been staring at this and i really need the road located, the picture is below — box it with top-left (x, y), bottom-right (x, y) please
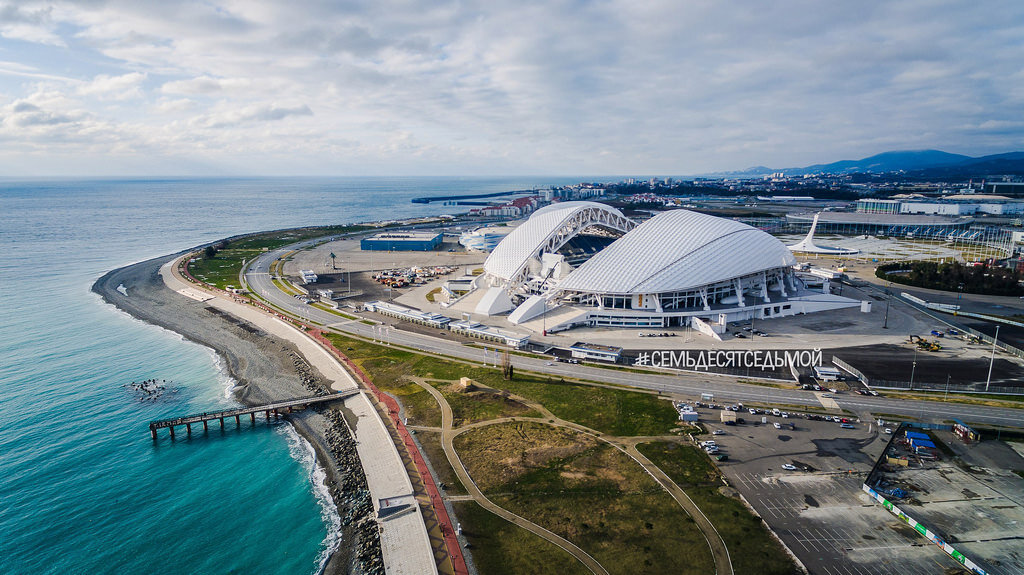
top-left (244, 243), bottom-right (1024, 428)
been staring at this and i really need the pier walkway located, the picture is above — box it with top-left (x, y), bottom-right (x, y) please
top-left (149, 390), bottom-right (359, 439)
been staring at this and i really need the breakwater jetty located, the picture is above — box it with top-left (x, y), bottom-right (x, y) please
top-left (149, 390), bottom-right (359, 439)
top-left (410, 188), bottom-right (538, 203)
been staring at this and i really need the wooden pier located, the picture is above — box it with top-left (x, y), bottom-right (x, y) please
top-left (148, 390), bottom-right (359, 439)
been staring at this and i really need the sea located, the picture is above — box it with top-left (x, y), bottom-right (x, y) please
top-left (0, 177), bottom-right (581, 574)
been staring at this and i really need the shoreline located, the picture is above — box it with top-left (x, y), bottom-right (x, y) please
top-left (92, 253), bottom-right (382, 575)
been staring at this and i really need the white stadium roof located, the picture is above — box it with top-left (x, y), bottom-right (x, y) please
top-left (483, 201), bottom-right (634, 282)
top-left (556, 209), bottom-right (797, 295)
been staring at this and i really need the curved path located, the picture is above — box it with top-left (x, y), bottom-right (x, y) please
top-left (413, 377), bottom-right (735, 575)
top-left (411, 378), bottom-right (610, 575)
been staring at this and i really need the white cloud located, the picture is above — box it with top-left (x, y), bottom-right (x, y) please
top-left (191, 102), bottom-right (313, 128)
top-left (0, 0), bottom-right (1019, 174)
top-left (78, 72), bottom-right (147, 100)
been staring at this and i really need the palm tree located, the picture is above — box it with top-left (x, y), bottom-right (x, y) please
top-left (329, 252), bottom-right (336, 270)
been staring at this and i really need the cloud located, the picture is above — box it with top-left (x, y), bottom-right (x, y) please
top-left (78, 72), bottom-right (147, 100)
top-left (161, 76), bottom-right (251, 95)
top-left (0, 3), bottom-right (63, 45)
top-left (193, 103), bottom-right (313, 128)
top-left (0, 0), bottom-right (1020, 175)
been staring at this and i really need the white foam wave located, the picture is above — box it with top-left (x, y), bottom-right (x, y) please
top-left (206, 349), bottom-right (241, 402)
top-left (279, 424), bottom-right (343, 575)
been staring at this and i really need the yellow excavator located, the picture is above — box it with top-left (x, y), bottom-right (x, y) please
top-left (908, 335), bottom-right (942, 352)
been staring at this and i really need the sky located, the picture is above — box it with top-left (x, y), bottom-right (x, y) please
top-left (0, 0), bottom-right (1022, 177)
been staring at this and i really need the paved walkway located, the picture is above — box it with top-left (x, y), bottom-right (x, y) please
top-left (162, 257), bottom-right (438, 575)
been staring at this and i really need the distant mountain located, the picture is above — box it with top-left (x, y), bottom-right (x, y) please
top-left (912, 151), bottom-right (1024, 178)
top-left (788, 150), bottom-right (972, 175)
top-left (712, 149), bottom-right (1024, 178)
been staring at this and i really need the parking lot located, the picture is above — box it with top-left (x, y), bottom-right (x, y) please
top-left (871, 429), bottom-right (1024, 574)
top-left (698, 412), bottom-right (966, 575)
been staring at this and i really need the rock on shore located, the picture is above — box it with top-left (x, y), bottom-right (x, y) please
top-left (93, 254), bottom-right (382, 575)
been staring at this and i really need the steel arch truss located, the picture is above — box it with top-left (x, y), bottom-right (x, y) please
top-left (492, 204), bottom-right (635, 294)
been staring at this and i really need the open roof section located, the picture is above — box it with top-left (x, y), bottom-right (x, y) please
top-left (482, 201), bottom-right (635, 283)
top-left (556, 209), bottom-right (798, 295)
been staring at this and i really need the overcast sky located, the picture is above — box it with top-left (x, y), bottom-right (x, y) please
top-left (0, 0), bottom-right (1022, 176)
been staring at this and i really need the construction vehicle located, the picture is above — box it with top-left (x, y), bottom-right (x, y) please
top-left (908, 335), bottom-right (942, 352)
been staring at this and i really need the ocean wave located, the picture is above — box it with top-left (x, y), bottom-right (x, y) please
top-left (279, 424), bottom-right (343, 575)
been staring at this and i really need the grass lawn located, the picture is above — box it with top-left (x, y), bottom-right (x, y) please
top-left (327, 333), bottom-right (678, 436)
top-left (413, 431), bottom-right (467, 495)
top-left (187, 225), bottom-right (369, 290)
top-left (456, 422), bottom-right (715, 575)
top-left (387, 379), bottom-right (443, 428)
top-left (453, 501), bottom-right (589, 575)
top-left (637, 441), bottom-right (800, 575)
top-left (430, 380), bottom-right (541, 426)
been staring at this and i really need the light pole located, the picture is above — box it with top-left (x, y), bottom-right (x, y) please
top-left (956, 282), bottom-right (964, 314)
top-left (882, 282), bottom-right (891, 329)
top-left (909, 348), bottom-right (917, 391)
top-left (986, 325), bottom-right (1000, 392)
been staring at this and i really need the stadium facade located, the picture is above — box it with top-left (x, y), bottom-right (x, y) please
top-left (464, 202), bottom-right (860, 334)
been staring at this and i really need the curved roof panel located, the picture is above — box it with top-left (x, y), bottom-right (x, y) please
top-left (483, 201), bottom-right (633, 281)
top-left (557, 210), bottom-right (797, 294)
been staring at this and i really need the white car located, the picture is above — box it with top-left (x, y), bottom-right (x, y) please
top-left (773, 422), bottom-right (782, 429)
top-left (712, 430), bottom-right (726, 435)
top-left (781, 463), bottom-right (797, 471)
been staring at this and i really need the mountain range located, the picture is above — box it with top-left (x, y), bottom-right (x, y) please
top-left (719, 150), bottom-right (1024, 178)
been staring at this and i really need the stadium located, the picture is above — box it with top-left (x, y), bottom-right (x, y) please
top-left (464, 202), bottom-right (860, 334)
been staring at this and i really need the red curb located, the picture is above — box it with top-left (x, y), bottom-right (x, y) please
top-left (310, 330), bottom-right (469, 575)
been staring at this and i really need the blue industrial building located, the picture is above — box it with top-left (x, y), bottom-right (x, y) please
top-left (361, 231), bottom-right (443, 251)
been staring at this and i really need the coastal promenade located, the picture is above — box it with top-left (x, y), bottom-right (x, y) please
top-left (160, 260), bottom-right (439, 575)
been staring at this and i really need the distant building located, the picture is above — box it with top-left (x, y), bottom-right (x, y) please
top-left (459, 226), bottom-right (515, 252)
top-left (857, 197), bottom-right (1024, 217)
top-left (361, 232), bottom-right (443, 251)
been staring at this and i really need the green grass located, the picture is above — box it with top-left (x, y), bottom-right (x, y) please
top-left (426, 287), bottom-right (442, 302)
top-left (186, 224), bottom-right (370, 289)
top-left (310, 303), bottom-right (358, 320)
top-left (327, 333), bottom-right (678, 436)
top-left (456, 422), bottom-right (715, 575)
top-left (430, 380), bottom-right (542, 426)
top-left (637, 442), bottom-right (800, 575)
top-left (414, 431), bottom-right (467, 495)
top-left (453, 501), bottom-right (589, 575)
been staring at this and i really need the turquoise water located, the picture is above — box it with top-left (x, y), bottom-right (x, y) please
top-left (0, 177), bottom-right (577, 574)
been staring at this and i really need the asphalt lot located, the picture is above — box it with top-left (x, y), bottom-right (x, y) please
top-left (700, 413), bottom-right (965, 575)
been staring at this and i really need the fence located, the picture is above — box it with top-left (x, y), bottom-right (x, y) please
top-left (867, 379), bottom-right (1024, 395)
top-left (897, 292), bottom-right (1024, 361)
top-left (831, 356), bottom-right (867, 384)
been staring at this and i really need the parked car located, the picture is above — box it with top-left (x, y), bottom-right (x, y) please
top-left (781, 463), bottom-right (797, 470)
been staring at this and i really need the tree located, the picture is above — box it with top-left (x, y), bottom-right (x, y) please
top-left (204, 245), bottom-right (217, 259)
top-left (329, 252), bottom-right (336, 269)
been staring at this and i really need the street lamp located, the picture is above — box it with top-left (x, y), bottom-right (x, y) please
top-left (882, 282), bottom-right (891, 329)
top-left (986, 325), bottom-right (1001, 392)
top-left (909, 348), bottom-right (917, 391)
top-left (956, 282), bottom-right (964, 314)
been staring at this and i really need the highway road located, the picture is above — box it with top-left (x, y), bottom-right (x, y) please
top-left (243, 242), bottom-right (1024, 429)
